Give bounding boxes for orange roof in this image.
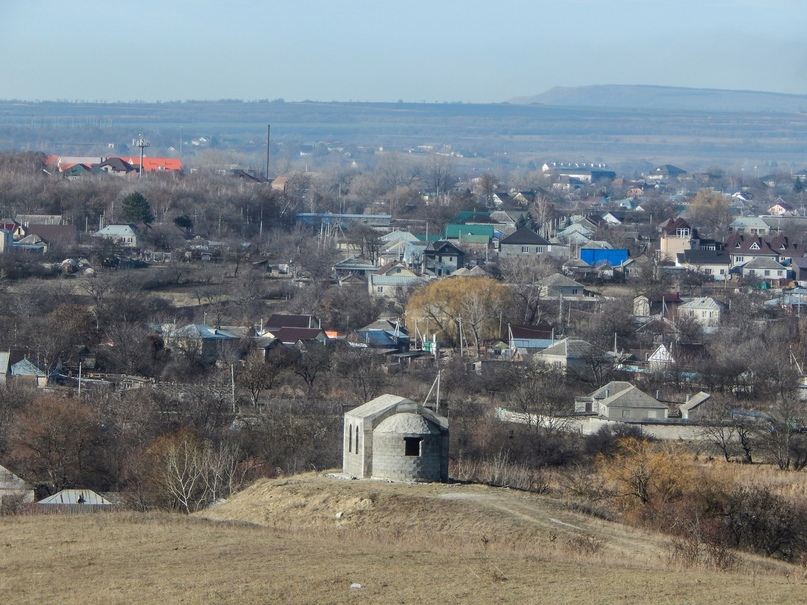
[120,157,183,172]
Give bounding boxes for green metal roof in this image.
[444,224,494,239]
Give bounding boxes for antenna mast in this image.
[264,124,272,179]
[132,134,150,178]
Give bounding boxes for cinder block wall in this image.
[371,432,444,482]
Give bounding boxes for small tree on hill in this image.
[119,191,155,226]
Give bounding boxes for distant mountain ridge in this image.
[511,85,807,113]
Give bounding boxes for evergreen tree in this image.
[119,191,155,225]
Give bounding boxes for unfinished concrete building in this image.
[342,394,449,482]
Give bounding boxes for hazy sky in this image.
[2,0,805,103]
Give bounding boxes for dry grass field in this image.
[1,472,806,604]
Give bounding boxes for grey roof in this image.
[345,394,413,421]
[375,412,442,435]
[451,266,489,277]
[169,324,238,340]
[380,231,419,244]
[345,393,449,433]
[371,275,430,286]
[741,256,787,270]
[730,216,769,228]
[541,337,597,358]
[0,464,29,490]
[499,227,550,246]
[600,385,666,410]
[334,257,378,271]
[680,297,724,310]
[95,224,138,238]
[679,392,711,413]
[678,249,731,265]
[10,359,46,377]
[589,381,633,400]
[38,489,113,505]
[540,273,585,289]
[581,240,613,250]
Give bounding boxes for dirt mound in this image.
[197,472,659,558]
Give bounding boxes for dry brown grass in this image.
[696,458,807,501]
[2,472,806,604]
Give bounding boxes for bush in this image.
[723,485,807,562]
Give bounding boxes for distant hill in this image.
[511,85,807,113]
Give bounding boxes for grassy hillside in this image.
[1,473,805,604]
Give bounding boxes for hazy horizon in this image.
[2,1,806,104]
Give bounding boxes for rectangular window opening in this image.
[404,437,422,457]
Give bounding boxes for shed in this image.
[343,394,449,482]
[0,464,34,506]
[38,489,114,506]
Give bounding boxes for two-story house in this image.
[421,240,464,276]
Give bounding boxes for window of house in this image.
[764,270,770,276]
[536,246,544,253]
[348,425,353,453]
[719,269,725,275]
[736,256,744,262]
[521,246,529,253]
[676,228,690,237]
[377,286,383,293]
[749,269,755,276]
[404,437,422,457]
[622,409,632,419]
[705,268,712,275]
[571,288,578,295]
[355,427,360,452]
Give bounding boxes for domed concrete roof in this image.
[375,412,442,435]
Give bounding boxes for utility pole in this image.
[231,363,236,413]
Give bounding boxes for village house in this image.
[739,256,791,284]
[421,240,464,276]
[646,164,686,182]
[675,248,731,279]
[768,200,795,216]
[538,337,604,374]
[658,217,696,262]
[678,297,724,327]
[538,274,589,300]
[498,227,551,257]
[95,224,140,248]
[156,323,240,364]
[728,216,770,236]
[369,262,429,299]
[574,381,669,420]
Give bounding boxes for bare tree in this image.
[499,255,557,324]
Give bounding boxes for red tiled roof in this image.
[120,157,183,172]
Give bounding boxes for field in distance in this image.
[1,472,805,604]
